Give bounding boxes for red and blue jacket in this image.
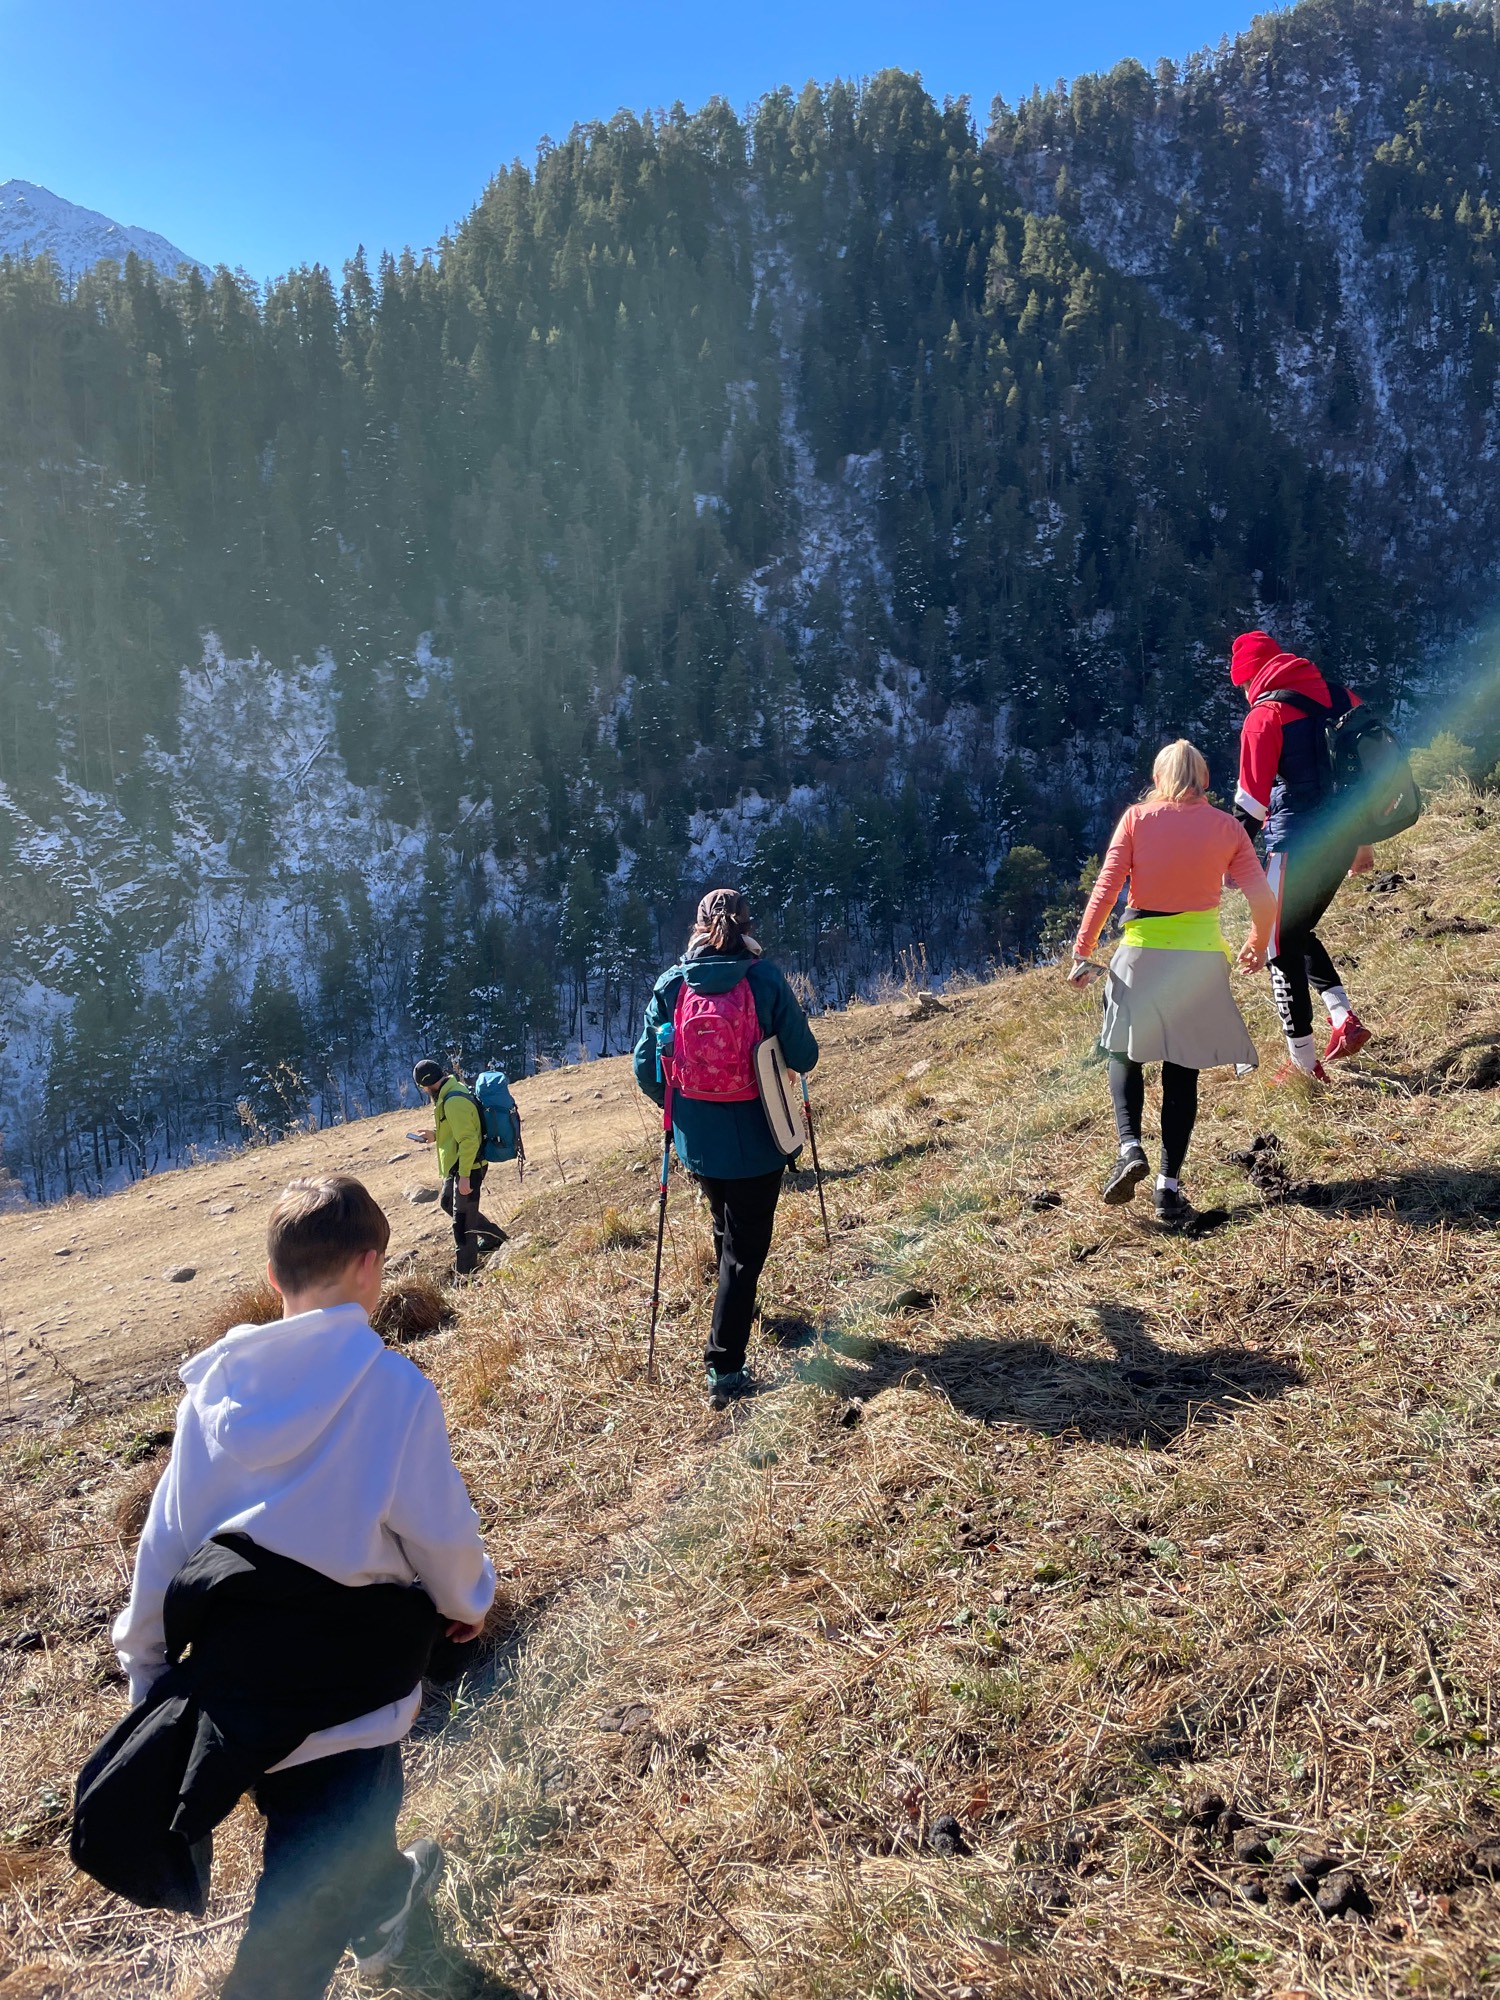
[1230,631,1361,852]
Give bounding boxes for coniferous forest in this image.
[0,0,1497,1194]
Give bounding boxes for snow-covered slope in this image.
[0,180,208,279]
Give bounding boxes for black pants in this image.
[1108,1056,1199,1180]
[1267,843,1353,1041]
[694,1168,784,1375]
[219,1743,411,2000]
[441,1164,503,1273]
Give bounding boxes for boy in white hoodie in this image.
[111,1175,495,1998]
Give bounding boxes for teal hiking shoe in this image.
[706,1367,751,1410]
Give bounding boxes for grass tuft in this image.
[370,1273,453,1344]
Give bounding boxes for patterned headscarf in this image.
[687,887,762,957]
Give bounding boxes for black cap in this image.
[413,1059,446,1089]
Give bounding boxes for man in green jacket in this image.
[412,1061,505,1276]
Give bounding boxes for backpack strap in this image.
[1253,689,1330,719]
[440,1077,481,1123]
[1253,685,1354,721]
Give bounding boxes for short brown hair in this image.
[267,1175,390,1291]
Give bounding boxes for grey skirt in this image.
[1099,945,1259,1071]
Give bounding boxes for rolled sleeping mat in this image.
[754,1036,803,1157]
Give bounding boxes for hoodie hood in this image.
[670,949,756,996]
[180,1304,385,1472]
[1230,630,1330,707]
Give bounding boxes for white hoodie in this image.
[113,1303,495,1769]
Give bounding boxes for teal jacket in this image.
[632,950,820,1180]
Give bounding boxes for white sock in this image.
[1286,1033,1319,1073]
[1156,1175,1178,1193]
[1322,986,1352,1027]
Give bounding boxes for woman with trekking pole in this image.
[1069,740,1277,1229]
[633,888,819,1409]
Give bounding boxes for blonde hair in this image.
[1148,739,1210,802]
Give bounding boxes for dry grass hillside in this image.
[0,1059,653,1421]
[2,785,1498,2000]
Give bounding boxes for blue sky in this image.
[1,0,1264,280]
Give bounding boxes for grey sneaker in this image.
[351,1839,444,1978]
[706,1367,751,1410]
[1101,1145,1149,1206]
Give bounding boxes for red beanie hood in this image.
[1229,629,1330,708]
[1230,630,1281,688]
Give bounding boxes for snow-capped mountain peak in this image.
[0,179,208,279]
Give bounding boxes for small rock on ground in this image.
[928,1813,969,1857]
[404,1185,439,1205]
[164,1266,196,1283]
[598,1702,654,1735]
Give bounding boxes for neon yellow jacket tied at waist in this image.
[434,1077,483,1179]
[1120,910,1231,955]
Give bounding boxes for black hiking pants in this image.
[1108,1056,1199,1180]
[219,1743,411,2000]
[441,1164,503,1274]
[694,1167,784,1377]
[1266,841,1355,1041]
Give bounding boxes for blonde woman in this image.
[1070,740,1276,1227]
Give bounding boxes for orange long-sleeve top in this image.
[1073,797,1277,961]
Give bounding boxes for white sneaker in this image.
[351,1839,444,1978]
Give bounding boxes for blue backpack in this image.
[473,1070,523,1165]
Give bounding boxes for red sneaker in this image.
[1271,1058,1329,1085]
[1325,1014,1372,1062]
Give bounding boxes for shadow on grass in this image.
[801,1302,1300,1449]
[392,1912,534,1998]
[1286,1164,1500,1225]
[786,1138,944,1190]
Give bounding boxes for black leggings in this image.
[1108,1056,1199,1179]
[1267,844,1353,1040]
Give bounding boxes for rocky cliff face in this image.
[991,0,1500,620]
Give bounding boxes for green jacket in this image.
[434,1076,483,1179]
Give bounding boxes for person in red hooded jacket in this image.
[1229,632,1376,1080]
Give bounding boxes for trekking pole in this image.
[645,1113,670,1385]
[800,1074,832,1249]
[645,1033,675,1384]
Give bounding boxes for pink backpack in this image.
[669,977,761,1102]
